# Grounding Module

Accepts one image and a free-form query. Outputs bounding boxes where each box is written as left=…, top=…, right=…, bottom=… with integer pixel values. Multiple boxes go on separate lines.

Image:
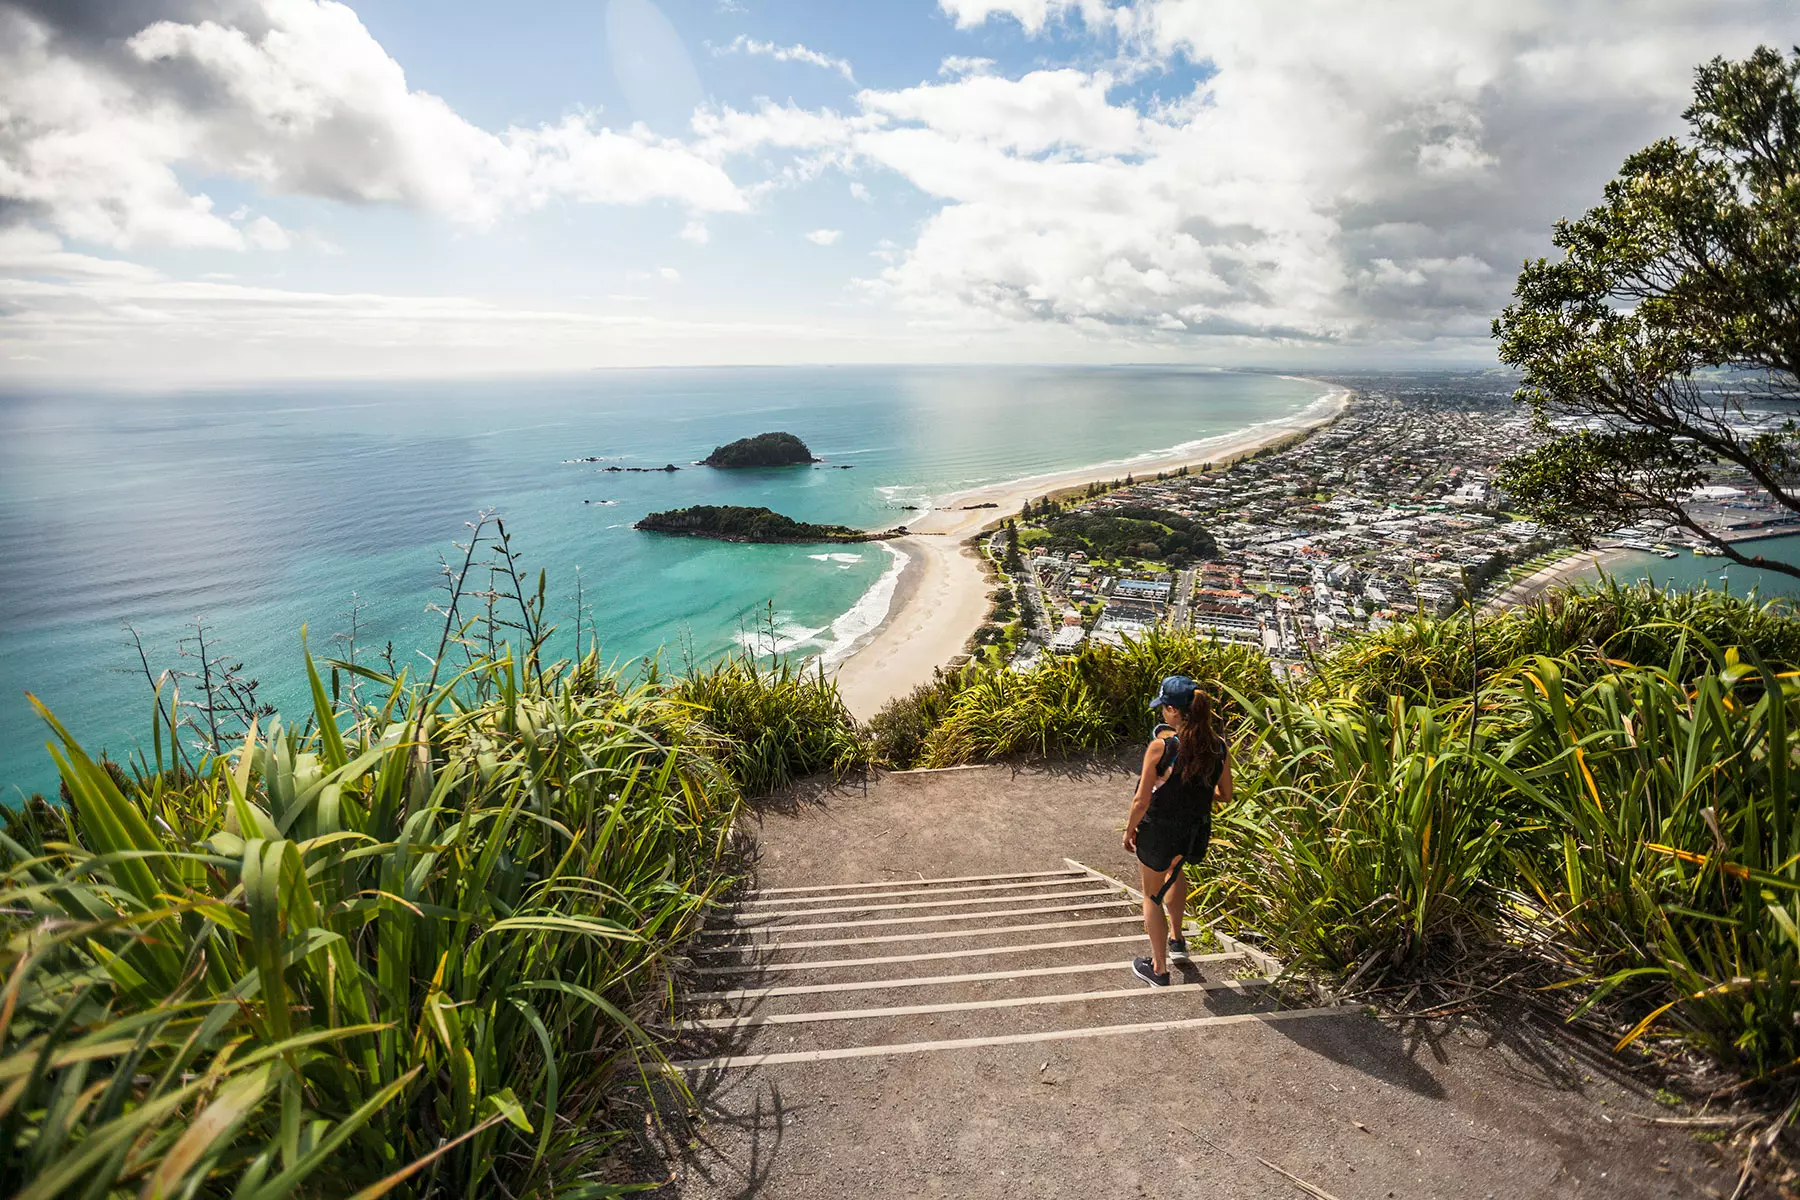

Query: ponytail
left=1173, top=691, right=1220, bottom=783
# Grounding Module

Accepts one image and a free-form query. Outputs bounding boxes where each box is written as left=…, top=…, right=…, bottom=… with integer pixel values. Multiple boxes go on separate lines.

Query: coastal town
left=979, top=372, right=1797, bottom=675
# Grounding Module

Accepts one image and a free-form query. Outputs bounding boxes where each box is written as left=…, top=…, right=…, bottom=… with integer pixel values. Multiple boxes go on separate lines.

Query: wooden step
left=719, top=885, right=1110, bottom=924
left=753, top=868, right=1084, bottom=896
left=690, top=954, right=1244, bottom=1002
left=689, top=933, right=1149, bottom=975
left=694, top=914, right=1144, bottom=955
left=669, top=1006, right=1350, bottom=1072
left=682, top=977, right=1271, bottom=1030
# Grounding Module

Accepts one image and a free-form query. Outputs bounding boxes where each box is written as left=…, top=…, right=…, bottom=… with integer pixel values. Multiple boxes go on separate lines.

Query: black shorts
left=1134, top=816, right=1208, bottom=872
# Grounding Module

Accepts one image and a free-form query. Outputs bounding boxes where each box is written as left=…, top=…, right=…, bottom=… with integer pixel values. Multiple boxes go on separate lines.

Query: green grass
left=665, top=653, right=866, bottom=796
left=1197, top=584, right=1800, bottom=1077
left=1, top=641, right=859, bottom=1197
left=10, top=559, right=1798, bottom=1197
left=868, top=627, right=1275, bottom=768
left=1312, top=579, right=1800, bottom=705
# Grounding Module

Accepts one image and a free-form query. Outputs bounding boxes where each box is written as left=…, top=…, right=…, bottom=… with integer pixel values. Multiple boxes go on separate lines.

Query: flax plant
left=1480, top=648, right=1800, bottom=1073
left=912, top=628, right=1274, bottom=767
left=1, top=643, right=744, bottom=1198
left=666, top=653, right=866, bottom=795
left=1210, top=690, right=1512, bottom=977
left=1314, top=580, right=1800, bottom=705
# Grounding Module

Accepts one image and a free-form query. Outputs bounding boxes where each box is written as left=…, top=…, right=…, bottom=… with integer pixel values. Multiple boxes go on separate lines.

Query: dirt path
left=655, top=761, right=1738, bottom=1198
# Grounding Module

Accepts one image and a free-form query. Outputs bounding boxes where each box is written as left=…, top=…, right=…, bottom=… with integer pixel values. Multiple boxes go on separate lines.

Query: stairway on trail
left=671, top=859, right=1347, bottom=1074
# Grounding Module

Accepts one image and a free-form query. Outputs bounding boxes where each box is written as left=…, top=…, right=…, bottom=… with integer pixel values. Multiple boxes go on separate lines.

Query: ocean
left=1585, top=534, right=1800, bottom=602
left=0, top=366, right=1329, bottom=798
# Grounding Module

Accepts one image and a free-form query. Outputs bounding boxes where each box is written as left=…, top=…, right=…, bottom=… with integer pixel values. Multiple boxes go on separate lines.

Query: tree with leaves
left=1494, top=46, right=1800, bottom=577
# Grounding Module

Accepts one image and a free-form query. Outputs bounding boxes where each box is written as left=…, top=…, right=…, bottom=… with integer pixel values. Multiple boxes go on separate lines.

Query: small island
left=701, top=431, right=819, bottom=468
left=636, top=505, right=904, bottom=544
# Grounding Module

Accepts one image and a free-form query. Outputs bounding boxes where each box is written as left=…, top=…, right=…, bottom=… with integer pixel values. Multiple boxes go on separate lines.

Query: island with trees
left=701, top=431, right=820, bottom=468
left=636, top=505, right=902, bottom=544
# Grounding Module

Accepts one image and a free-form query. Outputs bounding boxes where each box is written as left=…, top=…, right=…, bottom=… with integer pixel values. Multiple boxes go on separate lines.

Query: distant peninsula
left=636, top=505, right=903, bottom=544
left=701, top=432, right=819, bottom=468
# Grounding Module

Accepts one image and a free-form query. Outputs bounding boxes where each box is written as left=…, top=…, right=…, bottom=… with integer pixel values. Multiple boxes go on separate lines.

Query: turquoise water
left=0, top=366, right=1327, bottom=797
left=1588, top=534, right=1800, bottom=604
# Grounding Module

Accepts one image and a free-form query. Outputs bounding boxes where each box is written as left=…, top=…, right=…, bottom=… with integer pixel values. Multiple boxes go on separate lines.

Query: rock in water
left=701, top=432, right=819, bottom=468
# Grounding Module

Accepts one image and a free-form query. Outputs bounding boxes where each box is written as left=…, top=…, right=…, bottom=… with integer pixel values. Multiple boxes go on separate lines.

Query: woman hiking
left=1122, top=674, right=1232, bottom=987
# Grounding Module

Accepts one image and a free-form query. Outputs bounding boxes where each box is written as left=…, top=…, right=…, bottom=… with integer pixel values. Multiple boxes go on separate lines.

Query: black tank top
left=1146, top=734, right=1225, bottom=826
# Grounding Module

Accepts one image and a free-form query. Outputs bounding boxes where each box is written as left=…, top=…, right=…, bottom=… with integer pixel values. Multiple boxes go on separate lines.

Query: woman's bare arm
left=1215, top=754, right=1234, bottom=807
left=1123, top=738, right=1163, bottom=850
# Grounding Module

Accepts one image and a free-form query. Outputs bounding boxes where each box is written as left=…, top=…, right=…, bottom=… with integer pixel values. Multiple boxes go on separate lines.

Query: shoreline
left=1483, top=548, right=1625, bottom=613
left=829, top=384, right=1353, bottom=719
left=1487, top=525, right=1800, bottom=612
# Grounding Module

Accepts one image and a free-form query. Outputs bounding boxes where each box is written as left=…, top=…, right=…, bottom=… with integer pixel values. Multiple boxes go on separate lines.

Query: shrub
left=1313, top=579, right=1800, bottom=705
left=1, top=647, right=753, bottom=1198
left=1204, top=624, right=1800, bottom=1078
left=665, top=652, right=865, bottom=795
left=1205, top=691, right=1510, bottom=977
left=867, top=675, right=966, bottom=768
left=917, top=628, right=1276, bottom=766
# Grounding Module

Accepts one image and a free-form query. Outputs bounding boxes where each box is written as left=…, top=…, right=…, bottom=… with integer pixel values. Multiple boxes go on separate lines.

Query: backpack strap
left=1149, top=857, right=1185, bottom=905
left=1154, top=728, right=1179, bottom=777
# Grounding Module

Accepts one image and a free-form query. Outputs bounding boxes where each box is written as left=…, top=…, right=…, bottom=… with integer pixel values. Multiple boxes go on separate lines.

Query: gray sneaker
left=1132, top=957, right=1171, bottom=988
left=1167, top=937, right=1190, bottom=965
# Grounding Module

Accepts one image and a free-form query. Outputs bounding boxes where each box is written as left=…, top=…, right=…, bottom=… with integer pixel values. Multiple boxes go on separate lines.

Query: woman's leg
left=1162, top=867, right=1189, bottom=945
left=1138, top=862, right=1170, bottom=973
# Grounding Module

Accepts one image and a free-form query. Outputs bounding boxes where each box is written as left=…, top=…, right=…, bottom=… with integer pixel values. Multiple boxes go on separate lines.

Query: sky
left=0, top=0, right=1792, bottom=383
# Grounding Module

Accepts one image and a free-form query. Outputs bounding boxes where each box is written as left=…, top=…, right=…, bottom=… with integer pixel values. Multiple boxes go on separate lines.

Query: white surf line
left=739, top=876, right=1114, bottom=909
left=719, top=886, right=1109, bottom=924
left=697, top=898, right=1136, bottom=939
left=668, top=1006, right=1352, bottom=1072
left=1064, top=857, right=1285, bottom=977
left=689, top=933, right=1157, bottom=975
left=754, top=868, right=1084, bottom=896
left=689, top=955, right=1241, bottom=1002
left=682, top=977, right=1268, bottom=1030
left=692, top=914, right=1145, bottom=955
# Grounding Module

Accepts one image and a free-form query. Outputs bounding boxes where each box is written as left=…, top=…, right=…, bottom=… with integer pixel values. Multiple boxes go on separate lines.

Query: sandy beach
left=1483, top=548, right=1623, bottom=613
left=830, top=384, right=1352, bottom=719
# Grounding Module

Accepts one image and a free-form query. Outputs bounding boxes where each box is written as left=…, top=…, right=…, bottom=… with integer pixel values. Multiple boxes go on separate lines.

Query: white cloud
left=849, top=181, right=871, bottom=201
left=716, top=34, right=855, bottom=83
left=704, top=0, right=1791, bottom=352
left=0, top=0, right=746, bottom=253
left=937, top=0, right=1093, bottom=36
left=804, top=228, right=842, bottom=245
left=242, top=215, right=292, bottom=251
left=3, top=0, right=1793, bottom=375
left=938, top=56, right=997, bottom=78
left=0, top=226, right=160, bottom=282
left=0, top=272, right=913, bottom=379
left=861, top=69, right=1143, bottom=157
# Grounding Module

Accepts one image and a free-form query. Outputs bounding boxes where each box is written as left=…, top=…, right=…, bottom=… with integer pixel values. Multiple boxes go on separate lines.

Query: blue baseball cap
left=1149, top=675, right=1198, bottom=713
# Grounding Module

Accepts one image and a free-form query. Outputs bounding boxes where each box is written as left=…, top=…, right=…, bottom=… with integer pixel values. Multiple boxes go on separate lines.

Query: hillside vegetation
left=7, top=573, right=1799, bottom=1196
left=873, top=581, right=1800, bottom=1080
left=1036, top=504, right=1217, bottom=565
left=1, top=637, right=859, bottom=1198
